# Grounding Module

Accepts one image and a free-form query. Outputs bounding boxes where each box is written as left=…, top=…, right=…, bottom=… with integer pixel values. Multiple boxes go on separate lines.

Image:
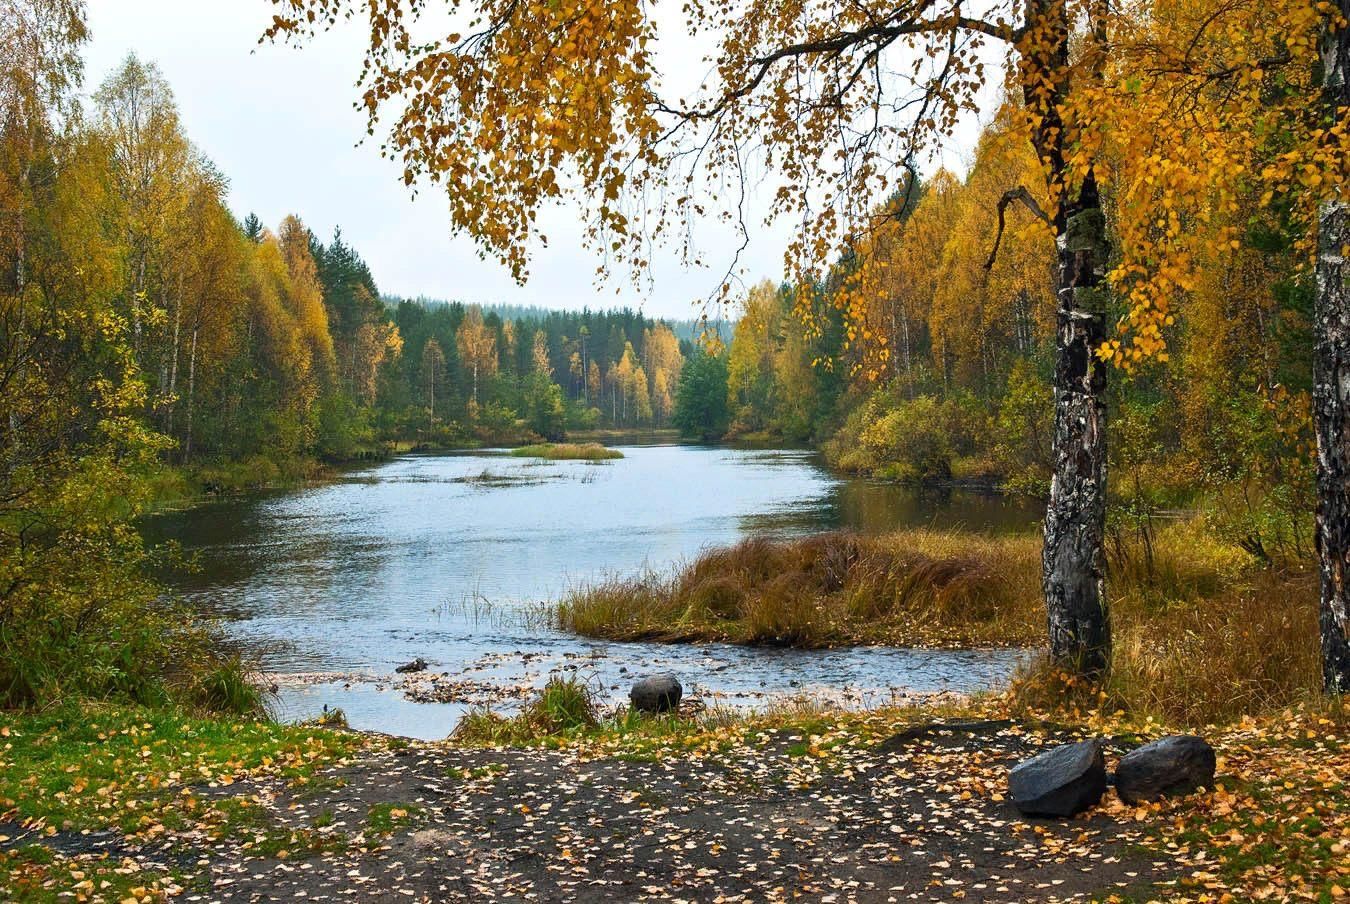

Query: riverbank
left=2, top=694, right=1344, bottom=902
left=555, top=522, right=1321, bottom=725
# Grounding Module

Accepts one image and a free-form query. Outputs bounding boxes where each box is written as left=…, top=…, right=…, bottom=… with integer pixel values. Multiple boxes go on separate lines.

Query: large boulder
left=1115, top=735, right=1215, bottom=804
left=1008, top=739, right=1107, bottom=817
left=629, top=673, right=682, bottom=713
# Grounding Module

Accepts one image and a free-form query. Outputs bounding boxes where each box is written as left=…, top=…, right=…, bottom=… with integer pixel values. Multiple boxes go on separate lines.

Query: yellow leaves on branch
left=274, top=0, right=660, bottom=284
left=1077, top=0, right=1345, bottom=370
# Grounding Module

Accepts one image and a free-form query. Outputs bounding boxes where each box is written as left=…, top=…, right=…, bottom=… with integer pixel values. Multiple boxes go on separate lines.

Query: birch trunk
left=1043, top=173, right=1111, bottom=672
left=185, top=326, right=197, bottom=460
left=1315, top=0, right=1350, bottom=693
left=1023, top=0, right=1112, bottom=672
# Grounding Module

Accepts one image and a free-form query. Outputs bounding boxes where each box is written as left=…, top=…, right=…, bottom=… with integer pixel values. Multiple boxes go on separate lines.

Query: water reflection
left=147, top=445, right=1041, bottom=737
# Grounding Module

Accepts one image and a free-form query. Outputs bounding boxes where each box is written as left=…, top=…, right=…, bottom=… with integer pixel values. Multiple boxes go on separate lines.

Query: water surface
left=149, top=446, right=1040, bottom=738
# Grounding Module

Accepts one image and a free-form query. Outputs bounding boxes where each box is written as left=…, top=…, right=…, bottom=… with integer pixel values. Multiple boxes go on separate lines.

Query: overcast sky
left=82, top=1, right=983, bottom=319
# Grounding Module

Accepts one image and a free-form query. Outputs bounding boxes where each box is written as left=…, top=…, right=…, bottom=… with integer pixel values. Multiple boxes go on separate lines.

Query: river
left=147, top=445, right=1042, bottom=738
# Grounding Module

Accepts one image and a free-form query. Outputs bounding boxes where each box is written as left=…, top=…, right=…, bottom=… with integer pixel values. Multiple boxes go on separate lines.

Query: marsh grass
left=510, top=442, right=624, bottom=461
left=555, top=530, right=1044, bottom=648
left=555, top=522, right=1323, bottom=725
left=190, top=655, right=270, bottom=718
left=453, top=676, right=601, bottom=745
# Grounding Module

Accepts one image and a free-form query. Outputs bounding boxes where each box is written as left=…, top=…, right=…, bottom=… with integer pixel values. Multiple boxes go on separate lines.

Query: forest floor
left=2, top=703, right=1345, bottom=903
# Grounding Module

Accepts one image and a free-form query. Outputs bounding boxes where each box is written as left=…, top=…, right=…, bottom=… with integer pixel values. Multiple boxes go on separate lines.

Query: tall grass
left=555, top=530, right=1044, bottom=648
left=555, top=523, right=1324, bottom=725
left=511, top=443, right=623, bottom=461
left=453, top=676, right=600, bottom=744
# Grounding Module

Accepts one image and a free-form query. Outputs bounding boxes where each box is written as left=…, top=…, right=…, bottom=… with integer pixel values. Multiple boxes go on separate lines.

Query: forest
left=3, top=0, right=1350, bottom=900
left=0, top=42, right=699, bottom=706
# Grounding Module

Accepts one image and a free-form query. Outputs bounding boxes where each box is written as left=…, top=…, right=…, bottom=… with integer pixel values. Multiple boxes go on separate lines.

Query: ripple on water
left=146, top=445, right=1043, bottom=737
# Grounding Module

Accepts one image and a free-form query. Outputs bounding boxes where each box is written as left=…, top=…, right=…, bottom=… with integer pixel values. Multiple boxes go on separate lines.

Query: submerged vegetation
left=510, top=442, right=624, bottom=461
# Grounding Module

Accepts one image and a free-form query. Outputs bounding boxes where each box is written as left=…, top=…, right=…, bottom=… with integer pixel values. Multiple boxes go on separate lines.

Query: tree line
left=270, top=0, right=1350, bottom=693
left=0, top=9, right=689, bottom=704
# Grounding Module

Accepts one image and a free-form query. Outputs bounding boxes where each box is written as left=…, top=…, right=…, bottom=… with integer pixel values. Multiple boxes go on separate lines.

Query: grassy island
left=510, top=442, right=624, bottom=461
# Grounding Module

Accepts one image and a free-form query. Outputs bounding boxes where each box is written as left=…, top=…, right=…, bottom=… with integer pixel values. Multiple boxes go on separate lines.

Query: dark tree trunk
left=185, top=326, right=197, bottom=460
left=1043, top=173, right=1111, bottom=672
left=1315, top=0, right=1350, bottom=694
left=1022, top=0, right=1112, bottom=673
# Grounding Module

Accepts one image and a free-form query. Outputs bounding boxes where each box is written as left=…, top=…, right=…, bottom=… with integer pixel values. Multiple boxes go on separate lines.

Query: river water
left=148, top=445, right=1042, bottom=738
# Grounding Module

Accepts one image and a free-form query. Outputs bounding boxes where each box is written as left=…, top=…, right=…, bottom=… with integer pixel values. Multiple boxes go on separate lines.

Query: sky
left=82, top=1, right=986, bottom=319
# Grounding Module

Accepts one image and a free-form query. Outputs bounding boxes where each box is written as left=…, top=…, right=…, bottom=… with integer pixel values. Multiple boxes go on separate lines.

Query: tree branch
left=985, top=186, right=1051, bottom=271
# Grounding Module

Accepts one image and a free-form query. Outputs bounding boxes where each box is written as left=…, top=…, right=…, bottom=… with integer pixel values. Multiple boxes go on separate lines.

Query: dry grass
left=556, top=521, right=1325, bottom=725
left=1014, top=525, right=1321, bottom=726
left=555, top=530, right=1045, bottom=648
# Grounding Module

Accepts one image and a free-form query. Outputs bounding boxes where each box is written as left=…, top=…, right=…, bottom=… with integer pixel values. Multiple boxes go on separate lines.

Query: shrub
left=453, top=676, right=599, bottom=744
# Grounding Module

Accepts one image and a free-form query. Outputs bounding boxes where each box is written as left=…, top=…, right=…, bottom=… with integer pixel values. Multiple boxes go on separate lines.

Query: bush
left=826, top=389, right=976, bottom=481
left=453, top=677, right=599, bottom=744
left=0, top=451, right=261, bottom=714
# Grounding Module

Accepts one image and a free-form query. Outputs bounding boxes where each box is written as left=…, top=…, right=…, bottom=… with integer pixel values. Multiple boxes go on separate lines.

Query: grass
left=554, top=521, right=1324, bottom=726
left=0, top=703, right=364, bottom=835
left=554, top=529, right=1044, bottom=648
left=0, top=702, right=370, bottom=901
left=453, top=676, right=601, bottom=745
left=510, top=442, right=624, bottom=460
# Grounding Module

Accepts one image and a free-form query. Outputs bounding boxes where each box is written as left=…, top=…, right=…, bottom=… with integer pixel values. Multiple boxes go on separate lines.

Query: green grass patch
left=365, top=802, right=424, bottom=835
left=510, top=442, right=623, bottom=461
left=0, top=704, right=364, bottom=836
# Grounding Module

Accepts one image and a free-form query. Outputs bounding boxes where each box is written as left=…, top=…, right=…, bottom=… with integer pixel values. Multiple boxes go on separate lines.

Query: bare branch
left=985, top=186, right=1050, bottom=271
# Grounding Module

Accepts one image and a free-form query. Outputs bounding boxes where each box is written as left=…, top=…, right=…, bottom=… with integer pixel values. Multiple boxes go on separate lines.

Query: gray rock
left=629, top=673, right=682, bottom=713
left=1115, top=735, right=1215, bottom=804
left=1008, top=739, right=1107, bottom=817
left=395, top=657, right=428, bottom=674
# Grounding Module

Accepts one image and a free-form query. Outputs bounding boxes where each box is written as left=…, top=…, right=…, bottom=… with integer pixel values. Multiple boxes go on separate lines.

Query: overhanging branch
left=985, top=186, right=1051, bottom=271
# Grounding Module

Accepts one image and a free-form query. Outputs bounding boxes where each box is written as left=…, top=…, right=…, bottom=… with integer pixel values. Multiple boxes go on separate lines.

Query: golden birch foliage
left=266, top=0, right=1005, bottom=297
left=831, top=171, right=964, bottom=381
left=531, top=330, right=551, bottom=377
left=643, top=324, right=683, bottom=423
left=278, top=214, right=336, bottom=384
left=354, top=320, right=403, bottom=406
left=587, top=359, right=602, bottom=403
left=931, top=113, right=1055, bottom=382
left=267, top=0, right=662, bottom=283
left=727, top=280, right=776, bottom=409
left=1072, top=0, right=1343, bottom=368
left=456, top=304, right=498, bottom=409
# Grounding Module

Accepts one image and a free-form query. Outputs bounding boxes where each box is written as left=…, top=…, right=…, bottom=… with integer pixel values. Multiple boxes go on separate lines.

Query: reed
left=555, top=522, right=1324, bottom=724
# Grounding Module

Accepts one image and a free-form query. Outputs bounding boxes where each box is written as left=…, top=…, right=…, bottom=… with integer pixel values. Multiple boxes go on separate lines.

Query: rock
left=395, top=657, right=428, bottom=674
left=1008, top=739, right=1107, bottom=817
left=1115, top=735, right=1215, bottom=804
left=629, top=673, right=682, bottom=713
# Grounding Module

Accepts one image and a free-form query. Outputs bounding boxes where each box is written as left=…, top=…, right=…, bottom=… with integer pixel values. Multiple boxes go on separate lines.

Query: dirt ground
left=18, top=720, right=1178, bottom=903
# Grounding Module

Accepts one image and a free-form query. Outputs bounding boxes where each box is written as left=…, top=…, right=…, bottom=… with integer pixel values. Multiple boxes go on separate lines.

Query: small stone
left=629, top=673, right=682, bottom=713
left=1115, top=735, right=1215, bottom=804
left=1008, top=739, right=1107, bottom=817
left=395, top=657, right=428, bottom=674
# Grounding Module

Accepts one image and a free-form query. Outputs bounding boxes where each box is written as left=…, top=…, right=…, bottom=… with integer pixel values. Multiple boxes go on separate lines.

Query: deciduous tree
left=266, top=0, right=1120, bottom=672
